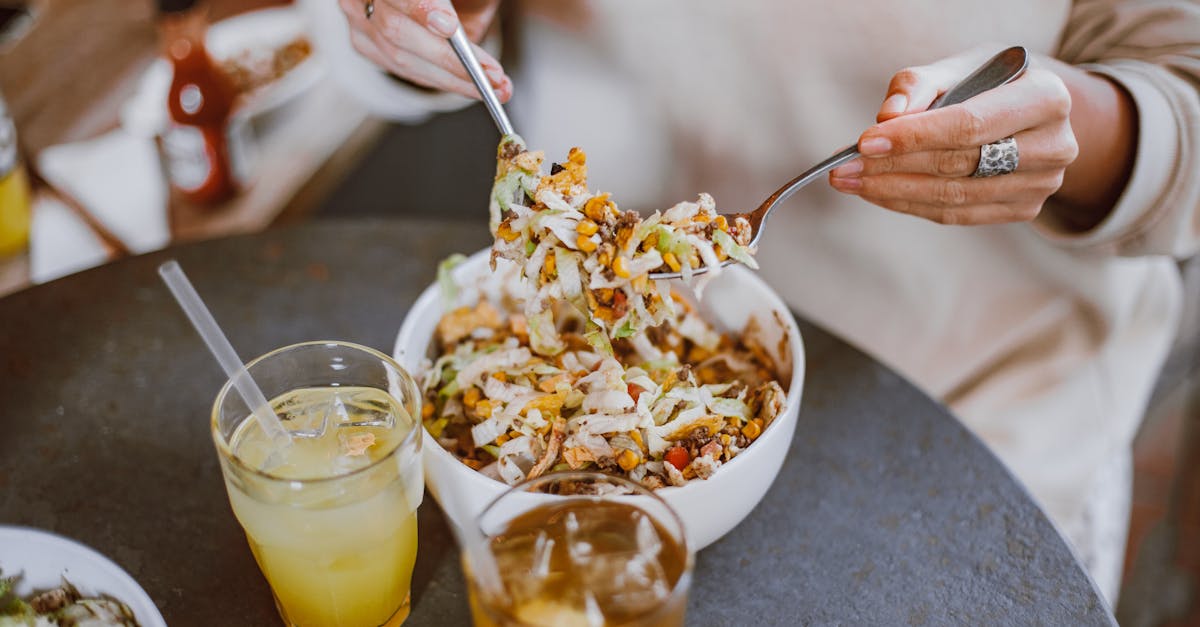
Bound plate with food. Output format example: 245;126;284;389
120;5;322;137
395;138;805;550
0;526;166;627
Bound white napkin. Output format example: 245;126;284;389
28;196;109;284
30;129;168;283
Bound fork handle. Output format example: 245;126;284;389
765;46;1029;211
448;26;515;137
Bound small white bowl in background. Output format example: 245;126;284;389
0;526;167;627
394;249;805;550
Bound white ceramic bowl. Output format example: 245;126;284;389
0;526;167;627
394;249;805;550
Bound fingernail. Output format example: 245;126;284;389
831;159;863;178
860;137;892;156
426;10;458;37
882;93;908;114
486;66;507;85
830;177;862;191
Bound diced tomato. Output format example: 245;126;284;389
627;383;644;403
664;446;690;471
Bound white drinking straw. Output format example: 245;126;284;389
158;260;291;447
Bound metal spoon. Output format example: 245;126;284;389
648;45;1029;280
448;26;514;136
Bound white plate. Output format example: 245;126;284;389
120;5;325;137
0;526;167;627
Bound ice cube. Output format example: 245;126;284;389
285;396;328;439
531;532;555;579
563;512;594;565
584;551;671;617
634;512;663;558
334;389;395;428
582;591;605;627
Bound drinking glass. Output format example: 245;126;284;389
463;471;693;627
211;341;423;626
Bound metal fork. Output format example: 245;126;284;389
448;26;514;136
449;31;1028;282
648;45;1029;280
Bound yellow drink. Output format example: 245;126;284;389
214;343;424;627
0;158;30;257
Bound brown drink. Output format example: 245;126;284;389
463;473;693;627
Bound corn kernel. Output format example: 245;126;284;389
576;235;598;253
741;420;762;440
495;431;510;445
543;253;556;274
496;222;520;242
629;429;646;451
694;212;711;223
612;256;631;278
584;194;610;221
617;448;641;471
576;219;599;236
715;245;728;261
463;387;481;408
525;393;565;416
476;400;494;418
663;252;682;273
421;402;434;419
715;215;729;231
720;433;732;446
631;274;648;292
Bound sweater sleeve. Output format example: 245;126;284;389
299;0;492;123
1034;0;1200;259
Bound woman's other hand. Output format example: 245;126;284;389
337;0;511;102
829;49;1080;225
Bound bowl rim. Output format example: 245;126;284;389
393;248;805;498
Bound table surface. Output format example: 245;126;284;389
0;219;1115;626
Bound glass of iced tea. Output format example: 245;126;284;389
463;471;694;627
211;341;423;627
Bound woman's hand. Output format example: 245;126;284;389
337;0;511;102
829;49;1079;225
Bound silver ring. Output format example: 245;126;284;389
364;0;374;19
972;137;1018;177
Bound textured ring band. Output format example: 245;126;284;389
972;136;1019;178
365;0;375;19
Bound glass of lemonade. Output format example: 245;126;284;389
463;471;694;627
211;341;423;627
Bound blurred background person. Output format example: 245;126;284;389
306;0;1200;603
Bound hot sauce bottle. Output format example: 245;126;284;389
157;0;239;205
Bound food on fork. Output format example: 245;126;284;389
420;283;787;491
488;135;758;348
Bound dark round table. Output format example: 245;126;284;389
0;219;1114;626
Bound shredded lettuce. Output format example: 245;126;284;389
437;254;468;309
713;229;759;269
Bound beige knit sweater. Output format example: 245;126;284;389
303;0;1200;601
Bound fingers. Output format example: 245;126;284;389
860;68;1071;155
378;0;460;37
340;0;511;101
876;65;958;122
378;0;500;41
831;127;1077;178
830;170;1064;224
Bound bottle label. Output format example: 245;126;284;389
161;124;212;192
